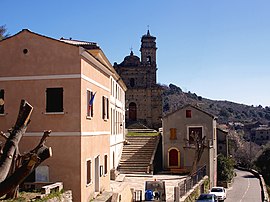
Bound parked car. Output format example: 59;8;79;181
196;193;217;202
209;187;226;201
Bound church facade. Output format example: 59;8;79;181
114;30;163;129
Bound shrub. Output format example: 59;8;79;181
217;155;235;182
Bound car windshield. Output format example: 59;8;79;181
211;188;223;192
198;194;213;199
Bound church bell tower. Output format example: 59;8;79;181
140;30;157;86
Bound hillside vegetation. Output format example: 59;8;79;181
162;83;270;124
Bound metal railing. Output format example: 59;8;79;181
179;165;207;197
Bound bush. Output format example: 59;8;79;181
255;146;270;185
217;155;235;182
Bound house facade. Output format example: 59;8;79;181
251;126;270;145
162;105;217;187
113;30;163;130
217;128;229;157
0;29;126;202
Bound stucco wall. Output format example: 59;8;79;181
0;30;81;77
0;30;114;202
162;105;217;187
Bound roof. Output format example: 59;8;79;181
217;127;229;134
142;29;156;39
163;104;217;119
116;50;141;67
59;38;99;49
254;126;270;131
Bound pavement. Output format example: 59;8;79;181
225;169;262;202
110;173;187;201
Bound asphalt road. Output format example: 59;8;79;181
225;169;261;202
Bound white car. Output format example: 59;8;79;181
209;187;226;201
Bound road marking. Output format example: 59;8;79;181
239;178;250;202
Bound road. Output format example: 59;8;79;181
225;169;261;202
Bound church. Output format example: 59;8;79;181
114;30;163;129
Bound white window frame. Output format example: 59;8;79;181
86;89;94;119
186;125;204;145
102;96;109;121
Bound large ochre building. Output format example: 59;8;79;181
114;30;163;129
0;29;126;202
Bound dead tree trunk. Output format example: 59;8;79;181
0;100;33;182
188;133;207;176
0;100;52;199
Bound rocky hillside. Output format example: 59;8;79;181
162;83;270;124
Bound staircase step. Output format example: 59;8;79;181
118;134;160;174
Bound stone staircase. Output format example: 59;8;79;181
118;135;160;174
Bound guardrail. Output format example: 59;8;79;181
178;165;206;197
237;166;269;202
148;134;161;174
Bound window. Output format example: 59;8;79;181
46;88;63;113
188;127;203;145
104;155;108;175
86;159;92;185
87;90;95;117
186;110;192;118
147;56;151;65
0;89;4;114
102;96;109;120
130;78;135;87
170;128;177;140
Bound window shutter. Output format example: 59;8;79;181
106;98;109;119
102;96;105;119
46;88;63;112
186;110;192;118
170;128;177;140
0;89;4;114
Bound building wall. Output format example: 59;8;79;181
0;30;114;202
81;135;110;201
217;129;228;157
19;136;81;201
162;105;217;187
0;30;81;77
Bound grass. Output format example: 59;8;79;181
0;189;65;202
127;132;159;136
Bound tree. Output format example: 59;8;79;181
0;100;52;199
186;131;208;176
255;145;270;185
217;154;235;182
0;25;9;40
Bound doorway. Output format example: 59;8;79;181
168;148;180;167
129;102;137;121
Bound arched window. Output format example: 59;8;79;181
146;56;151;65
129;102;137;121
130;78;135;87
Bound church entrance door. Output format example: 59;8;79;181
129;102;137;121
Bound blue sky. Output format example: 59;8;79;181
1;0;270;106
